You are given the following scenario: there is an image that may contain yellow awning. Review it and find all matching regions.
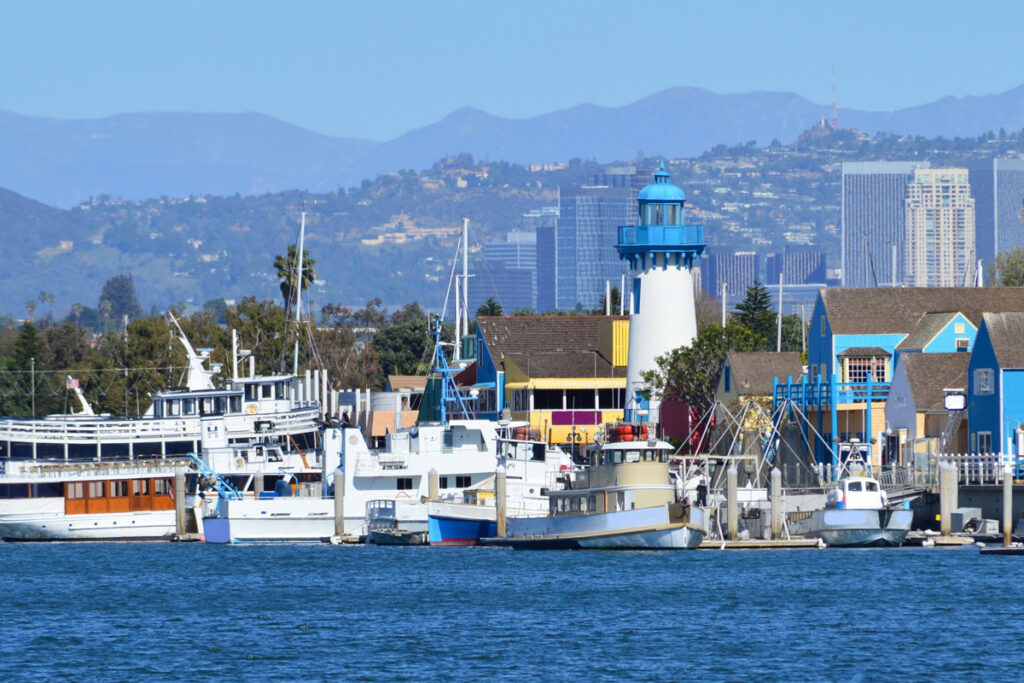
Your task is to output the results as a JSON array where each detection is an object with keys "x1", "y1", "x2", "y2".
[{"x1": 504, "y1": 377, "x2": 626, "y2": 390}]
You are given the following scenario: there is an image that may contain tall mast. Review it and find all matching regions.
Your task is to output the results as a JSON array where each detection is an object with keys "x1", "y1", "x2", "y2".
[
  {"x1": 462, "y1": 217, "x2": 469, "y2": 339},
  {"x1": 293, "y1": 211, "x2": 306, "y2": 376}
]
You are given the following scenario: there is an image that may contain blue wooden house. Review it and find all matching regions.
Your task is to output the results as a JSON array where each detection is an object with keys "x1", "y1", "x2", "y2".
[
  {"x1": 780, "y1": 287, "x2": 1024, "y2": 469},
  {"x1": 967, "y1": 312, "x2": 1024, "y2": 455}
]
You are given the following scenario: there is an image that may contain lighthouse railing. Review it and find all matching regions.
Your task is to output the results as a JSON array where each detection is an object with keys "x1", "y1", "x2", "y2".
[{"x1": 617, "y1": 224, "x2": 704, "y2": 248}]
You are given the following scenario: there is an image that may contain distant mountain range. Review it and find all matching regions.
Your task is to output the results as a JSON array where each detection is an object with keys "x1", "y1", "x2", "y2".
[{"x1": 6, "y1": 85, "x2": 1024, "y2": 206}]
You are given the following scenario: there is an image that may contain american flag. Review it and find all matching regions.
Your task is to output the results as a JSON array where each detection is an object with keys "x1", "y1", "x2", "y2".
[{"x1": 66, "y1": 377, "x2": 79, "y2": 390}]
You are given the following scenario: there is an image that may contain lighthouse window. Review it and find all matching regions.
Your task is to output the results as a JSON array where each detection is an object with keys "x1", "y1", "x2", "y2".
[
  {"x1": 633, "y1": 279, "x2": 641, "y2": 314},
  {"x1": 665, "y1": 204, "x2": 679, "y2": 225},
  {"x1": 650, "y1": 205, "x2": 664, "y2": 225}
]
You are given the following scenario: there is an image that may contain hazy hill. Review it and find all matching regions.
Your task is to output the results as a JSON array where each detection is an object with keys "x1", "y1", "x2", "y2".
[{"x1": 7, "y1": 85, "x2": 1024, "y2": 206}]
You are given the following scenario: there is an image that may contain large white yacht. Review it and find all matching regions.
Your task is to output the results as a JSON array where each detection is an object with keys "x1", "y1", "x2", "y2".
[{"x1": 0, "y1": 318, "x2": 324, "y2": 541}]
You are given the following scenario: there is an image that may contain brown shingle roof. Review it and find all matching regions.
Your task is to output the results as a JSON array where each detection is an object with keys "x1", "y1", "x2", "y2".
[
  {"x1": 895, "y1": 312, "x2": 963, "y2": 351},
  {"x1": 725, "y1": 352, "x2": 803, "y2": 395},
  {"x1": 837, "y1": 346, "x2": 891, "y2": 357},
  {"x1": 477, "y1": 315, "x2": 626, "y2": 368},
  {"x1": 504, "y1": 352, "x2": 625, "y2": 379},
  {"x1": 982, "y1": 312, "x2": 1024, "y2": 368},
  {"x1": 900, "y1": 353, "x2": 969, "y2": 412},
  {"x1": 821, "y1": 288, "x2": 1024, "y2": 335}
]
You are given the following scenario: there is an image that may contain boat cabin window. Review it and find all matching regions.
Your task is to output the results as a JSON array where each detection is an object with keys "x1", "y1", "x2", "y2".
[
  {"x1": 133, "y1": 479, "x2": 150, "y2": 495},
  {"x1": 440, "y1": 476, "x2": 449, "y2": 489},
  {"x1": 230, "y1": 396, "x2": 242, "y2": 413},
  {"x1": 625, "y1": 450, "x2": 641, "y2": 463},
  {"x1": 588, "y1": 495, "x2": 597, "y2": 512},
  {"x1": 455, "y1": 476, "x2": 471, "y2": 488},
  {"x1": 865, "y1": 481, "x2": 878, "y2": 492},
  {"x1": 110, "y1": 481, "x2": 129, "y2": 497},
  {"x1": 275, "y1": 382, "x2": 286, "y2": 399},
  {"x1": 847, "y1": 481, "x2": 863, "y2": 492},
  {"x1": 570, "y1": 497, "x2": 580, "y2": 512},
  {"x1": 262, "y1": 384, "x2": 273, "y2": 399},
  {"x1": 88, "y1": 482, "x2": 104, "y2": 498},
  {"x1": 67, "y1": 483, "x2": 84, "y2": 499},
  {"x1": 397, "y1": 477, "x2": 413, "y2": 490},
  {"x1": 154, "y1": 479, "x2": 171, "y2": 495},
  {"x1": 183, "y1": 399, "x2": 196, "y2": 415},
  {"x1": 0, "y1": 484, "x2": 30, "y2": 499},
  {"x1": 167, "y1": 400, "x2": 181, "y2": 417}
]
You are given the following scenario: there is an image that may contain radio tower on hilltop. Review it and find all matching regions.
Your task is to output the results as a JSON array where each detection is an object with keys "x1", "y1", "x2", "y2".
[{"x1": 830, "y1": 64, "x2": 839, "y2": 130}]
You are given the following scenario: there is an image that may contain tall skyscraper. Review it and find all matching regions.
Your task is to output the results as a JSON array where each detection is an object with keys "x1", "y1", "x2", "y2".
[
  {"x1": 702, "y1": 249, "x2": 758, "y2": 298},
  {"x1": 471, "y1": 231, "x2": 538, "y2": 313},
  {"x1": 554, "y1": 185, "x2": 636, "y2": 310},
  {"x1": 965, "y1": 158, "x2": 1024, "y2": 269},
  {"x1": 842, "y1": 161, "x2": 929, "y2": 287},
  {"x1": 766, "y1": 246, "x2": 827, "y2": 286},
  {"x1": 904, "y1": 168, "x2": 976, "y2": 287}
]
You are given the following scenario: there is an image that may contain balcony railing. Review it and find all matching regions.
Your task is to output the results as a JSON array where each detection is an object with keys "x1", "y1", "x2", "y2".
[
  {"x1": 773, "y1": 377, "x2": 890, "y2": 409},
  {"x1": 616, "y1": 224, "x2": 704, "y2": 251}
]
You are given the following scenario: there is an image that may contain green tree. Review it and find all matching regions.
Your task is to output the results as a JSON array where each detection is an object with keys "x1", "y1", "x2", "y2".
[
  {"x1": 733, "y1": 281, "x2": 775, "y2": 348},
  {"x1": 273, "y1": 246, "x2": 317, "y2": 321},
  {"x1": 476, "y1": 297, "x2": 503, "y2": 318},
  {"x1": 988, "y1": 247, "x2": 1024, "y2": 287},
  {"x1": 225, "y1": 298, "x2": 289, "y2": 377},
  {"x1": 597, "y1": 286, "x2": 622, "y2": 315},
  {"x1": 99, "y1": 274, "x2": 143, "y2": 322},
  {"x1": 373, "y1": 304, "x2": 430, "y2": 377},
  {"x1": 642, "y1": 322, "x2": 762, "y2": 418}
]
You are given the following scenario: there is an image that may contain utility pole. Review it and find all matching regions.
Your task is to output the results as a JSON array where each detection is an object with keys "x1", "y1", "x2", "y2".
[{"x1": 776, "y1": 273, "x2": 784, "y2": 353}]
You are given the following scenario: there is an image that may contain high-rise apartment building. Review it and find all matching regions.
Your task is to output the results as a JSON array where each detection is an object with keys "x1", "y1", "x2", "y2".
[
  {"x1": 551, "y1": 185, "x2": 636, "y2": 310},
  {"x1": 965, "y1": 158, "x2": 1024, "y2": 270},
  {"x1": 842, "y1": 161, "x2": 929, "y2": 287},
  {"x1": 471, "y1": 230, "x2": 538, "y2": 313},
  {"x1": 702, "y1": 249, "x2": 758, "y2": 298},
  {"x1": 766, "y1": 247, "x2": 827, "y2": 286},
  {"x1": 904, "y1": 168, "x2": 976, "y2": 287}
]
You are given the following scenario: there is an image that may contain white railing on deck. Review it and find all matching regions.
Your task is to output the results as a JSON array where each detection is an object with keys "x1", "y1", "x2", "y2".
[{"x1": 938, "y1": 453, "x2": 1017, "y2": 485}]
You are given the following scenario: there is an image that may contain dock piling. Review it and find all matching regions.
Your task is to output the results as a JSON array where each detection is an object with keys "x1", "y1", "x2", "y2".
[
  {"x1": 428, "y1": 468, "x2": 439, "y2": 502},
  {"x1": 1004, "y1": 463, "x2": 1013, "y2": 547},
  {"x1": 770, "y1": 467, "x2": 782, "y2": 539},
  {"x1": 334, "y1": 470, "x2": 345, "y2": 538},
  {"x1": 174, "y1": 471, "x2": 186, "y2": 537},
  {"x1": 939, "y1": 462, "x2": 954, "y2": 537},
  {"x1": 727, "y1": 465, "x2": 738, "y2": 541},
  {"x1": 496, "y1": 462, "x2": 507, "y2": 538}
]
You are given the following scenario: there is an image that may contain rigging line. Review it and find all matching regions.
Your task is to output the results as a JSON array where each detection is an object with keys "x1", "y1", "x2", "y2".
[{"x1": 0, "y1": 365, "x2": 190, "y2": 376}]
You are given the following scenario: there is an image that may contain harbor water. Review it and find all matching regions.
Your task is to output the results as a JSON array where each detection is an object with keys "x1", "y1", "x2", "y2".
[{"x1": 1, "y1": 544, "x2": 1020, "y2": 681}]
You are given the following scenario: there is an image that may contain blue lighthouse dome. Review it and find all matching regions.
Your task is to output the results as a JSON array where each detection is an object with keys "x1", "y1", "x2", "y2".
[{"x1": 637, "y1": 161, "x2": 685, "y2": 202}]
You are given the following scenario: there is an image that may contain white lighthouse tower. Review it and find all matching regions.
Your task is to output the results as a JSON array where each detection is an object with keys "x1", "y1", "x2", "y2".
[{"x1": 617, "y1": 162, "x2": 704, "y2": 426}]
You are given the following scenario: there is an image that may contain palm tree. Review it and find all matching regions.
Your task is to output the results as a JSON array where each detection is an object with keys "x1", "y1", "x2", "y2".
[
  {"x1": 273, "y1": 247, "x2": 317, "y2": 320},
  {"x1": 476, "y1": 297, "x2": 503, "y2": 318}
]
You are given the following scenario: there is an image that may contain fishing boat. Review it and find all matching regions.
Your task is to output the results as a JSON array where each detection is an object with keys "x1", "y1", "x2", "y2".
[
  {"x1": 426, "y1": 426, "x2": 573, "y2": 545},
  {"x1": 788, "y1": 442, "x2": 913, "y2": 547},
  {"x1": 488, "y1": 424, "x2": 706, "y2": 550},
  {"x1": 0, "y1": 318, "x2": 324, "y2": 541}
]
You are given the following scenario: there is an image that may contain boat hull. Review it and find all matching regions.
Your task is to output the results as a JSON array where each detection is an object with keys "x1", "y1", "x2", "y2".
[
  {"x1": 203, "y1": 498, "x2": 335, "y2": 543},
  {"x1": 427, "y1": 501, "x2": 497, "y2": 545},
  {"x1": 494, "y1": 505, "x2": 705, "y2": 550},
  {"x1": 0, "y1": 510, "x2": 175, "y2": 541},
  {"x1": 795, "y1": 508, "x2": 913, "y2": 547}
]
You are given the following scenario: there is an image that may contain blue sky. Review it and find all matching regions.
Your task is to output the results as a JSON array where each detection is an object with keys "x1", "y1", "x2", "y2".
[{"x1": 2, "y1": 0, "x2": 1022, "y2": 141}]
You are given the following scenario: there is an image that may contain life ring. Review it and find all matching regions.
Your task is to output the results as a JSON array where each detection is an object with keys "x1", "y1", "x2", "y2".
[
  {"x1": 236, "y1": 457, "x2": 244, "y2": 468},
  {"x1": 249, "y1": 405, "x2": 256, "y2": 414}
]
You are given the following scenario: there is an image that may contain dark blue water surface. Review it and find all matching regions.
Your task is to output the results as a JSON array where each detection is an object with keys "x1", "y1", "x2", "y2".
[{"x1": 1, "y1": 544, "x2": 1020, "y2": 681}]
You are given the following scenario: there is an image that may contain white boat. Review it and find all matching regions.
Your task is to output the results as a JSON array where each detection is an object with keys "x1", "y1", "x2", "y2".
[
  {"x1": 492, "y1": 425, "x2": 705, "y2": 550},
  {"x1": 426, "y1": 427, "x2": 573, "y2": 545},
  {"x1": 0, "y1": 320, "x2": 325, "y2": 542},
  {"x1": 789, "y1": 475, "x2": 913, "y2": 547},
  {"x1": 788, "y1": 446, "x2": 912, "y2": 547}
]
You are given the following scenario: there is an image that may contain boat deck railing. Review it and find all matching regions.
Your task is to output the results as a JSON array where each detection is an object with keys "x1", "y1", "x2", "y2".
[{"x1": 0, "y1": 406, "x2": 319, "y2": 443}]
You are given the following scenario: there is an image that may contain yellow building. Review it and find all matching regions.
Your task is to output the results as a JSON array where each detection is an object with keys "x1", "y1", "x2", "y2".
[{"x1": 475, "y1": 316, "x2": 629, "y2": 445}]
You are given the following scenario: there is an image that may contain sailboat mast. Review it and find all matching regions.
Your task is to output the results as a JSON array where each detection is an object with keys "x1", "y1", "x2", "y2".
[
  {"x1": 293, "y1": 211, "x2": 306, "y2": 376},
  {"x1": 462, "y1": 217, "x2": 469, "y2": 340}
]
